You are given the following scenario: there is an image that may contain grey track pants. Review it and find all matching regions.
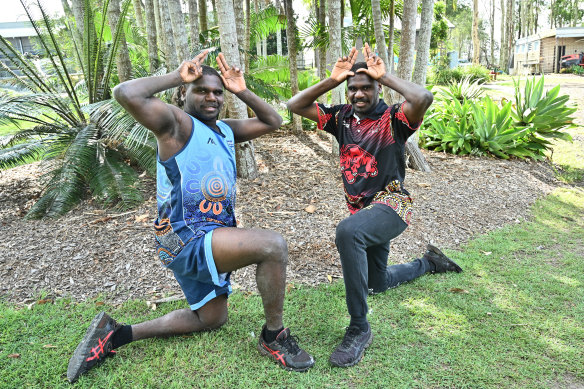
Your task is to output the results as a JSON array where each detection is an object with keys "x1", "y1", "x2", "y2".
[{"x1": 335, "y1": 203, "x2": 430, "y2": 323}]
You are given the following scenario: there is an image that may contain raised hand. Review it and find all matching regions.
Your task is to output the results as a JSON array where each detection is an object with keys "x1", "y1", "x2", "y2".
[
  {"x1": 330, "y1": 47, "x2": 359, "y2": 83},
  {"x1": 216, "y1": 53, "x2": 246, "y2": 94},
  {"x1": 177, "y1": 50, "x2": 209, "y2": 83},
  {"x1": 357, "y1": 43, "x2": 385, "y2": 80}
]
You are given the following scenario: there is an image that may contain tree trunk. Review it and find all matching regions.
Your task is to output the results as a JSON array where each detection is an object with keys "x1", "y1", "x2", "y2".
[
  {"x1": 371, "y1": 0, "x2": 392, "y2": 102},
  {"x1": 255, "y1": 0, "x2": 262, "y2": 56},
  {"x1": 216, "y1": 0, "x2": 258, "y2": 179},
  {"x1": 328, "y1": 0, "x2": 343, "y2": 157},
  {"x1": 244, "y1": 0, "x2": 251, "y2": 72},
  {"x1": 505, "y1": 0, "x2": 514, "y2": 72},
  {"x1": 166, "y1": 0, "x2": 189, "y2": 61},
  {"x1": 490, "y1": 0, "x2": 495, "y2": 66},
  {"x1": 70, "y1": 0, "x2": 85, "y2": 41},
  {"x1": 61, "y1": 0, "x2": 84, "y2": 58},
  {"x1": 275, "y1": 0, "x2": 283, "y2": 57},
  {"x1": 199, "y1": 0, "x2": 208, "y2": 32},
  {"x1": 317, "y1": 0, "x2": 327, "y2": 103},
  {"x1": 399, "y1": 0, "x2": 431, "y2": 172},
  {"x1": 159, "y1": 0, "x2": 179, "y2": 69},
  {"x1": 500, "y1": 0, "x2": 506, "y2": 68},
  {"x1": 108, "y1": 0, "x2": 133, "y2": 82},
  {"x1": 211, "y1": 0, "x2": 218, "y2": 26},
  {"x1": 188, "y1": 0, "x2": 200, "y2": 49},
  {"x1": 132, "y1": 0, "x2": 145, "y2": 30},
  {"x1": 284, "y1": 0, "x2": 302, "y2": 134},
  {"x1": 472, "y1": 0, "x2": 480, "y2": 64},
  {"x1": 153, "y1": 0, "x2": 166, "y2": 67},
  {"x1": 234, "y1": 0, "x2": 246, "y2": 71},
  {"x1": 144, "y1": 0, "x2": 159, "y2": 72},
  {"x1": 412, "y1": 0, "x2": 434, "y2": 86}
]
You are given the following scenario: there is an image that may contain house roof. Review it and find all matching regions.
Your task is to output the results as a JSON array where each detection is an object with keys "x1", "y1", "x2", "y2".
[
  {"x1": 517, "y1": 26, "x2": 584, "y2": 44},
  {"x1": 0, "y1": 22, "x2": 36, "y2": 38}
]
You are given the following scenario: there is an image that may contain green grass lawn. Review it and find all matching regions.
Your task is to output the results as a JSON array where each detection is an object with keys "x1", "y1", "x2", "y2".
[{"x1": 1, "y1": 186, "x2": 582, "y2": 388}]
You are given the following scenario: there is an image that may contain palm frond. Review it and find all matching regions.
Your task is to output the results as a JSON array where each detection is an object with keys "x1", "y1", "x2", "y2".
[
  {"x1": 89, "y1": 146, "x2": 143, "y2": 209},
  {"x1": 121, "y1": 138, "x2": 156, "y2": 177},
  {"x1": 0, "y1": 140, "x2": 45, "y2": 169}
]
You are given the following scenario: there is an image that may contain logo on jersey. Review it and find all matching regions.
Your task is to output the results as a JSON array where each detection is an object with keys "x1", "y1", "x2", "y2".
[
  {"x1": 199, "y1": 172, "x2": 228, "y2": 215},
  {"x1": 339, "y1": 144, "x2": 378, "y2": 184}
]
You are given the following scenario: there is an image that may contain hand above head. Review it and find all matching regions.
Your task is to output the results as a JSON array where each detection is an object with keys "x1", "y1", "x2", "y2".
[
  {"x1": 330, "y1": 47, "x2": 359, "y2": 83},
  {"x1": 177, "y1": 50, "x2": 209, "y2": 83},
  {"x1": 216, "y1": 53, "x2": 246, "y2": 94},
  {"x1": 356, "y1": 43, "x2": 386, "y2": 80}
]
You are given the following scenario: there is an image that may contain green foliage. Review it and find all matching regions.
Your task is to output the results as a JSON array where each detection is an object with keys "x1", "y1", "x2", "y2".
[
  {"x1": 565, "y1": 65, "x2": 584, "y2": 75},
  {"x1": 431, "y1": 63, "x2": 490, "y2": 85},
  {"x1": 463, "y1": 64, "x2": 491, "y2": 84},
  {"x1": 432, "y1": 66, "x2": 464, "y2": 85},
  {"x1": 422, "y1": 75, "x2": 575, "y2": 160},
  {"x1": 430, "y1": 1, "x2": 449, "y2": 51},
  {"x1": 0, "y1": 0, "x2": 152, "y2": 218},
  {"x1": 249, "y1": 55, "x2": 320, "y2": 100},
  {"x1": 439, "y1": 75, "x2": 485, "y2": 102},
  {"x1": 511, "y1": 76, "x2": 576, "y2": 152}
]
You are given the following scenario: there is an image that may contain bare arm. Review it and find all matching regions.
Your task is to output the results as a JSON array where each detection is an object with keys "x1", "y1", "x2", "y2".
[
  {"x1": 216, "y1": 54, "x2": 283, "y2": 142},
  {"x1": 358, "y1": 43, "x2": 433, "y2": 124},
  {"x1": 287, "y1": 47, "x2": 359, "y2": 122},
  {"x1": 113, "y1": 50, "x2": 209, "y2": 138}
]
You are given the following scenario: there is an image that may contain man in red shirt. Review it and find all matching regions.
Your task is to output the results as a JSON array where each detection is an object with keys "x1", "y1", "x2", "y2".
[{"x1": 287, "y1": 44, "x2": 462, "y2": 367}]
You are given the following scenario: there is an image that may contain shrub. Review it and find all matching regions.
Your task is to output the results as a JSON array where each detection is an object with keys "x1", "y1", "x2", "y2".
[
  {"x1": 433, "y1": 67, "x2": 464, "y2": 85},
  {"x1": 463, "y1": 65, "x2": 490, "y2": 84},
  {"x1": 421, "y1": 75, "x2": 575, "y2": 160}
]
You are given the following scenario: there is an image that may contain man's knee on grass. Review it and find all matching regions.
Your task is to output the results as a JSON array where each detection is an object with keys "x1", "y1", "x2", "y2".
[{"x1": 197, "y1": 296, "x2": 229, "y2": 330}]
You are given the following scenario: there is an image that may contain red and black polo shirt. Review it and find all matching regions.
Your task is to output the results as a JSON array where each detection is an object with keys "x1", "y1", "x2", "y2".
[{"x1": 315, "y1": 100, "x2": 420, "y2": 225}]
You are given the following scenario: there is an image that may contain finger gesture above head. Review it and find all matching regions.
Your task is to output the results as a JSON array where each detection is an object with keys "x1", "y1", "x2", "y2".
[
  {"x1": 178, "y1": 49, "x2": 209, "y2": 83},
  {"x1": 356, "y1": 43, "x2": 385, "y2": 80},
  {"x1": 216, "y1": 53, "x2": 246, "y2": 94},
  {"x1": 330, "y1": 47, "x2": 359, "y2": 83}
]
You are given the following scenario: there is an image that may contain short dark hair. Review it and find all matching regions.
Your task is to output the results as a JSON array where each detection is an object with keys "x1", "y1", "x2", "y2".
[
  {"x1": 200, "y1": 65, "x2": 222, "y2": 80},
  {"x1": 350, "y1": 62, "x2": 368, "y2": 73}
]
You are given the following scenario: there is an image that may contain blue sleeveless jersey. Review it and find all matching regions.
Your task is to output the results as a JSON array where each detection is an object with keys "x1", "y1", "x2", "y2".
[{"x1": 154, "y1": 116, "x2": 237, "y2": 264}]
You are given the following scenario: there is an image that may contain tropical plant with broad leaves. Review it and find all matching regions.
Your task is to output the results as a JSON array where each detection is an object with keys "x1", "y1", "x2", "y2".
[
  {"x1": 436, "y1": 75, "x2": 484, "y2": 103},
  {"x1": 511, "y1": 75, "x2": 575, "y2": 156},
  {"x1": 0, "y1": 0, "x2": 155, "y2": 218},
  {"x1": 422, "y1": 78, "x2": 575, "y2": 160}
]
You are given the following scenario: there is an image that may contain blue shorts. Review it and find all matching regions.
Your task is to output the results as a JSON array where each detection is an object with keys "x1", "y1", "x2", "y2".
[{"x1": 157, "y1": 227, "x2": 232, "y2": 311}]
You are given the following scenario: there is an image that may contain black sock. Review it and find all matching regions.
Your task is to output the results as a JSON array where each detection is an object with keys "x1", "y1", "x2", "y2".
[
  {"x1": 263, "y1": 326, "x2": 284, "y2": 343},
  {"x1": 349, "y1": 317, "x2": 369, "y2": 332},
  {"x1": 111, "y1": 325, "x2": 133, "y2": 349}
]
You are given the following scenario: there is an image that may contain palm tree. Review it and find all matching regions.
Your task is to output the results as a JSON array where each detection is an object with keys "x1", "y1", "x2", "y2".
[
  {"x1": 371, "y1": 0, "x2": 391, "y2": 101},
  {"x1": 108, "y1": 0, "x2": 133, "y2": 82},
  {"x1": 187, "y1": 0, "x2": 200, "y2": 50},
  {"x1": 144, "y1": 0, "x2": 159, "y2": 72},
  {"x1": 397, "y1": 0, "x2": 431, "y2": 172},
  {"x1": 412, "y1": 0, "x2": 434, "y2": 86},
  {"x1": 199, "y1": 0, "x2": 208, "y2": 33},
  {"x1": 166, "y1": 0, "x2": 189, "y2": 61},
  {"x1": 284, "y1": 0, "x2": 302, "y2": 133},
  {"x1": 472, "y1": 0, "x2": 480, "y2": 64},
  {"x1": 0, "y1": 0, "x2": 153, "y2": 218},
  {"x1": 216, "y1": 0, "x2": 259, "y2": 179}
]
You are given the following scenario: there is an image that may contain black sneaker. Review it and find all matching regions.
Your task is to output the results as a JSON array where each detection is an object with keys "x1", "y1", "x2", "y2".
[
  {"x1": 67, "y1": 312, "x2": 120, "y2": 383},
  {"x1": 424, "y1": 244, "x2": 463, "y2": 274},
  {"x1": 257, "y1": 326, "x2": 315, "y2": 372},
  {"x1": 329, "y1": 323, "x2": 373, "y2": 367}
]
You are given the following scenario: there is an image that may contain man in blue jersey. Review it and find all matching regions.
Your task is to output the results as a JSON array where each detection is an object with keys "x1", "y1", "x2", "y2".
[{"x1": 67, "y1": 51, "x2": 314, "y2": 383}]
